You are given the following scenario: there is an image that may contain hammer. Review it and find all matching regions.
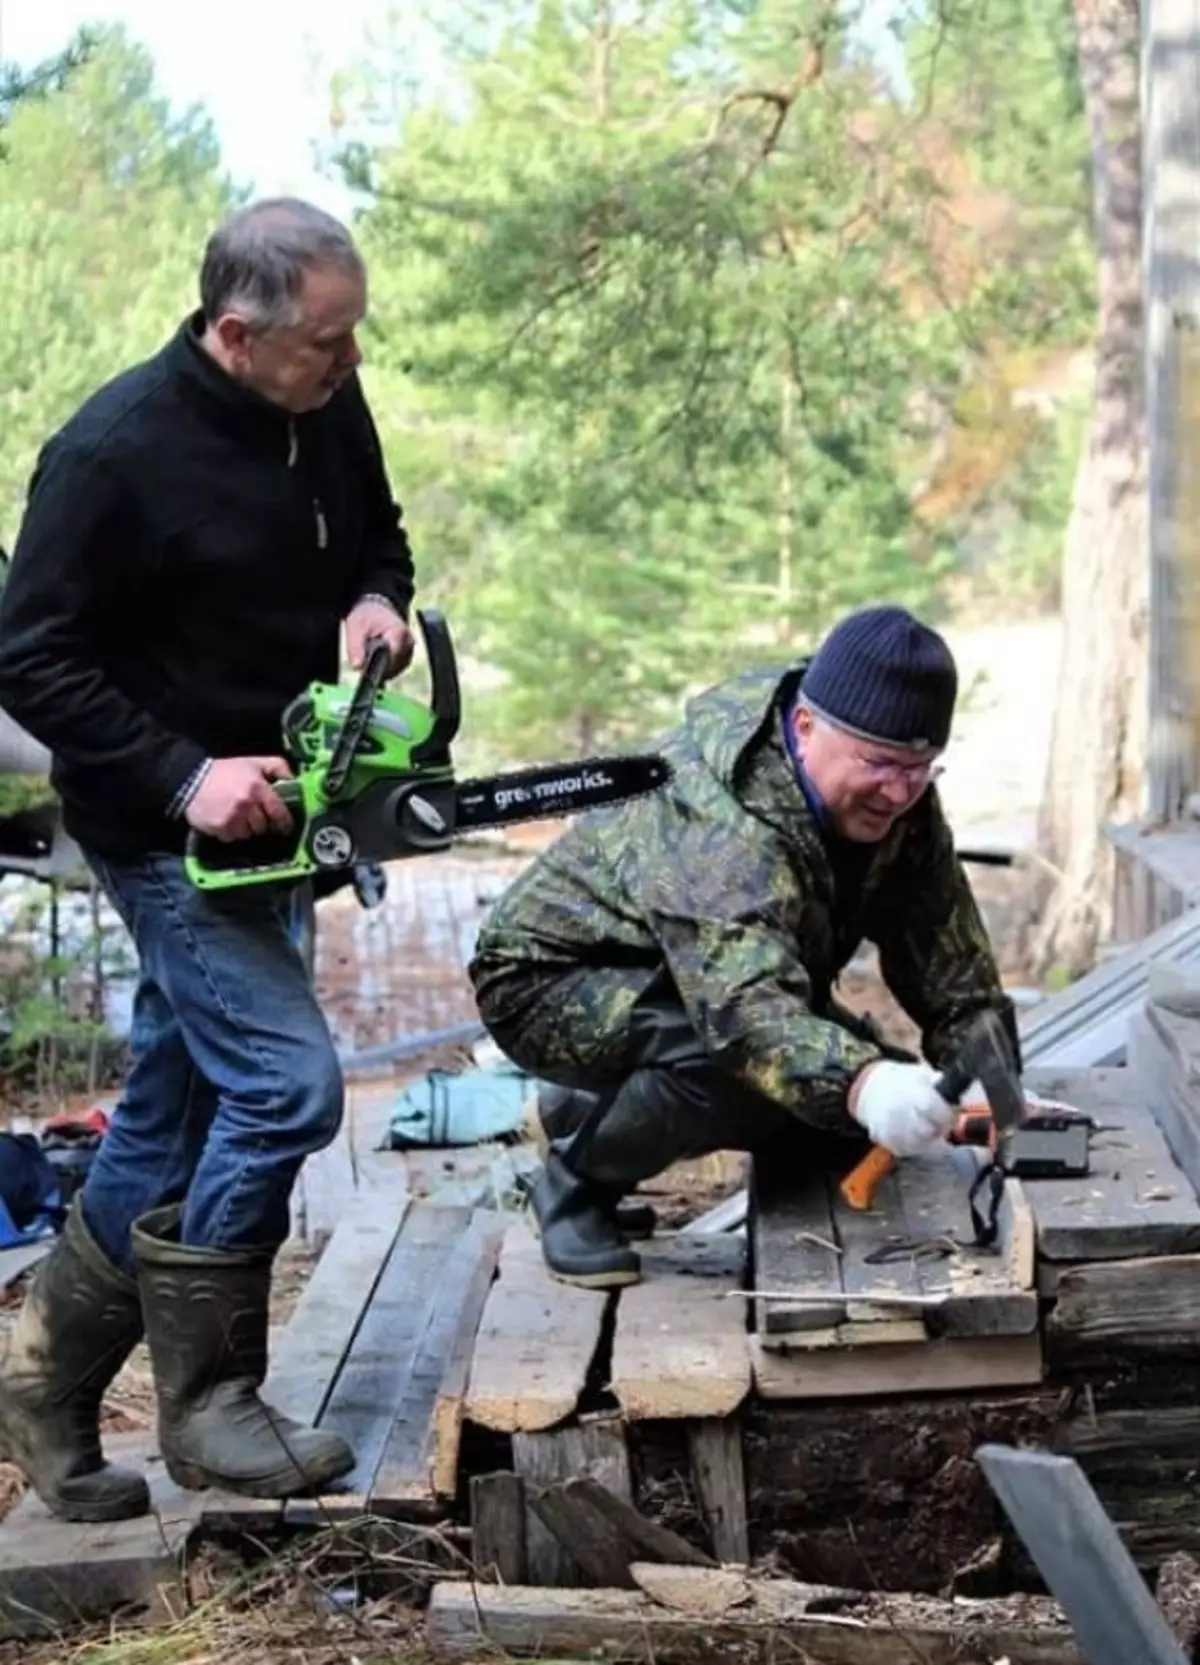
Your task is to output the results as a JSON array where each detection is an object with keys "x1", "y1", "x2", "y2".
[{"x1": 838, "y1": 1008, "x2": 1025, "y2": 1212}]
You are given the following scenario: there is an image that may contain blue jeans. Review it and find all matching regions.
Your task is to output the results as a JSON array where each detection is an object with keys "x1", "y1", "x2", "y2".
[{"x1": 80, "y1": 852, "x2": 343, "y2": 1272}]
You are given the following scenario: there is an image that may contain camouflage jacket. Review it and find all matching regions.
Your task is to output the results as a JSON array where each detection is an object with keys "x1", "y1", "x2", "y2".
[{"x1": 471, "y1": 663, "x2": 1015, "y2": 1124}]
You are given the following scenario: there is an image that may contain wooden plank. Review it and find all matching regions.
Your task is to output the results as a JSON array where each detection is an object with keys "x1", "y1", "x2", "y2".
[
  {"x1": 830, "y1": 1166, "x2": 926, "y2": 1326},
  {"x1": 749, "y1": 1162, "x2": 845, "y2": 1335},
  {"x1": 751, "y1": 1330, "x2": 1043, "y2": 1400},
  {"x1": 1021, "y1": 1066, "x2": 1200, "y2": 1260},
  {"x1": 470, "y1": 1472, "x2": 528, "y2": 1585},
  {"x1": 1046, "y1": 1255, "x2": 1200, "y2": 1366},
  {"x1": 512, "y1": 1415, "x2": 631, "y2": 1587},
  {"x1": 466, "y1": 1223, "x2": 609, "y2": 1433},
  {"x1": 0, "y1": 1442, "x2": 198, "y2": 1641},
  {"x1": 609, "y1": 1234, "x2": 750, "y2": 1421},
  {"x1": 976, "y1": 1444, "x2": 1189, "y2": 1665},
  {"x1": 425, "y1": 1579, "x2": 1083, "y2": 1664},
  {"x1": 890, "y1": 1148, "x2": 1039, "y2": 1338},
  {"x1": 288, "y1": 1202, "x2": 473, "y2": 1523},
  {"x1": 755, "y1": 1145, "x2": 1035, "y2": 1349},
  {"x1": 369, "y1": 1207, "x2": 505, "y2": 1512},
  {"x1": 202, "y1": 1194, "x2": 408, "y2": 1531},
  {"x1": 687, "y1": 1418, "x2": 749, "y2": 1566},
  {"x1": 1131, "y1": 1000, "x2": 1200, "y2": 1198}
]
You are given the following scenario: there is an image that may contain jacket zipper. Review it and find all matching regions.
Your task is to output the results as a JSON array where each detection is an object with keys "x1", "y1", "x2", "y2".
[{"x1": 287, "y1": 419, "x2": 328, "y2": 551}]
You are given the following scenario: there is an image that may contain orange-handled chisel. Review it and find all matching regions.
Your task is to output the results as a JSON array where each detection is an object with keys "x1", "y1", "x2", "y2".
[{"x1": 838, "y1": 1011, "x2": 1014, "y2": 1212}]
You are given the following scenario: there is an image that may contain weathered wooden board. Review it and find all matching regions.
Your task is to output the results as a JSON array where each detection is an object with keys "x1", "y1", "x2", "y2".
[
  {"x1": 1046, "y1": 1254, "x2": 1200, "y2": 1366},
  {"x1": 523, "y1": 1478, "x2": 713, "y2": 1591},
  {"x1": 893, "y1": 1149, "x2": 1038, "y2": 1337},
  {"x1": 465, "y1": 1223, "x2": 609, "y2": 1432},
  {"x1": 1131, "y1": 1000, "x2": 1200, "y2": 1200},
  {"x1": 202, "y1": 1194, "x2": 409, "y2": 1532},
  {"x1": 425, "y1": 1579, "x2": 1083, "y2": 1664},
  {"x1": 512, "y1": 1416, "x2": 632, "y2": 1588},
  {"x1": 751, "y1": 1330, "x2": 1043, "y2": 1400},
  {"x1": 687, "y1": 1418, "x2": 749, "y2": 1566},
  {"x1": 369, "y1": 1207, "x2": 505, "y2": 1511},
  {"x1": 0, "y1": 1441, "x2": 198, "y2": 1641},
  {"x1": 609, "y1": 1234, "x2": 751, "y2": 1420},
  {"x1": 749, "y1": 1162, "x2": 846, "y2": 1336},
  {"x1": 752, "y1": 1142, "x2": 1035, "y2": 1352},
  {"x1": 470, "y1": 1472, "x2": 529, "y2": 1585},
  {"x1": 288, "y1": 1202, "x2": 474, "y2": 1524},
  {"x1": 1022, "y1": 1066, "x2": 1200, "y2": 1260}
]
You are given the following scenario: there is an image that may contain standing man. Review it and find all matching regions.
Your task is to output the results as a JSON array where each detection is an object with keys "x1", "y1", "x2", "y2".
[
  {"x1": 0, "y1": 199, "x2": 414, "y2": 1520},
  {"x1": 470, "y1": 605, "x2": 1019, "y2": 1289}
]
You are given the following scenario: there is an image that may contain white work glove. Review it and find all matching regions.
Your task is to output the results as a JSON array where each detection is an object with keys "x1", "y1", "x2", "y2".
[{"x1": 849, "y1": 1060, "x2": 957, "y2": 1156}]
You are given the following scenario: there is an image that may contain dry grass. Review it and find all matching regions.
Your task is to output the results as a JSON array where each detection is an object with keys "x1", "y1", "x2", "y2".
[{"x1": 0, "y1": 1522, "x2": 480, "y2": 1665}]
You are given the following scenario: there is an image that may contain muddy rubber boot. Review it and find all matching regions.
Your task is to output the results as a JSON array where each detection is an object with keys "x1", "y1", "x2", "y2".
[
  {"x1": 0, "y1": 1202, "x2": 148, "y2": 1522},
  {"x1": 531, "y1": 1146, "x2": 643, "y2": 1289},
  {"x1": 523, "y1": 1086, "x2": 658, "y2": 1238},
  {"x1": 132, "y1": 1204, "x2": 354, "y2": 1497}
]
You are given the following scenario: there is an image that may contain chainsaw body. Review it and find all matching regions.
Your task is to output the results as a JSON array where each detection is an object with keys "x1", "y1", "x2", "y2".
[{"x1": 185, "y1": 608, "x2": 669, "y2": 890}]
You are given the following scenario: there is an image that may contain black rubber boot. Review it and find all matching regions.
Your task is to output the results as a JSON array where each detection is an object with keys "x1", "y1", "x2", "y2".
[
  {"x1": 132, "y1": 1204, "x2": 354, "y2": 1498},
  {"x1": 524, "y1": 1085, "x2": 657, "y2": 1238},
  {"x1": 531, "y1": 1145, "x2": 644, "y2": 1289},
  {"x1": 0, "y1": 1202, "x2": 148, "y2": 1522}
]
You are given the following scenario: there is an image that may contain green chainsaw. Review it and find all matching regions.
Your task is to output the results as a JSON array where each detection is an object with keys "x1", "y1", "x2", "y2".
[{"x1": 184, "y1": 608, "x2": 671, "y2": 890}]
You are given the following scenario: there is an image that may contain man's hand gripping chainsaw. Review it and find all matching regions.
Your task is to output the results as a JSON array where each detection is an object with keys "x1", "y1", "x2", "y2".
[{"x1": 184, "y1": 608, "x2": 673, "y2": 890}]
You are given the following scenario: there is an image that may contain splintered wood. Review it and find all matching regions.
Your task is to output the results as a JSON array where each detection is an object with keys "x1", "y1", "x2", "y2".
[
  {"x1": 609, "y1": 1234, "x2": 751, "y2": 1420},
  {"x1": 465, "y1": 1224, "x2": 609, "y2": 1432}
]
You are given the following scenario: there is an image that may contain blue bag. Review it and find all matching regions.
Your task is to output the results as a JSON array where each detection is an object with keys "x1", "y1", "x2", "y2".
[{"x1": 0, "y1": 1132, "x2": 63, "y2": 1247}]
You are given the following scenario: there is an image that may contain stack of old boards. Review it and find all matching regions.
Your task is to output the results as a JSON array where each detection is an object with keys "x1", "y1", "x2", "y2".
[
  {"x1": 6, "y1": 1038, "x2": 1200, "y2": 1662},
  {"x1": 431, "y1": 1052, "x2": 1200, "y2": 1664}
]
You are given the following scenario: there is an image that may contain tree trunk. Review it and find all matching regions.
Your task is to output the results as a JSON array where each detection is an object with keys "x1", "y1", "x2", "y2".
[{"x1": 1028, "y1": 0, "x2": 1146, "y2": 979}]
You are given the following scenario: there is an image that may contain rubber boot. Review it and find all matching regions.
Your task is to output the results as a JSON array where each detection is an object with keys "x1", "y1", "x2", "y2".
[
  {"x1": 531, "y1": 1145, "x2": 643, "y2": 1289},
  {"x1": 132, "y1": 1204, "x2": 354, "y2": 1497},
  {"x1": 0, "y1": 1202, "x2": 148, "y2": 1522},
  {"x1": 523, "y1": 1085, "x2": 658, "y2": 1238}
]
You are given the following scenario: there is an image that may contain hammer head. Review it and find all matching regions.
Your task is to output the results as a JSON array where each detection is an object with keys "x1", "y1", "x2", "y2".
[{"x1": 943, "y1": 1009, "x2": 1025, "y2": 1132}]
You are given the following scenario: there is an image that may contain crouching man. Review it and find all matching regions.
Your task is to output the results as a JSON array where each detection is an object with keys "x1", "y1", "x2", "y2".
[{"x1": 469, "y1": 604, "x2": 1019, "y2": 1288}]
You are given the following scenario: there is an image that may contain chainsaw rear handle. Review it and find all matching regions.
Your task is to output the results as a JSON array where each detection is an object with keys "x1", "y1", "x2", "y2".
[{"x1": 838, "y1": 1054, "x2": 989, "y2": 1212}]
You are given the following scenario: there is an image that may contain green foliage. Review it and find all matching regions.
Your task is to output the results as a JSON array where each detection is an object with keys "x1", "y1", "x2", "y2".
[
  {"x1": 341, "y1": 1, "x2": 980, "y2": 751},
  {"x1": 0, "y1": 26, "x2": 233, "y2": 547},
  {"x1": 324, "y1": 0, "x2": 1096, "y2": 753}
]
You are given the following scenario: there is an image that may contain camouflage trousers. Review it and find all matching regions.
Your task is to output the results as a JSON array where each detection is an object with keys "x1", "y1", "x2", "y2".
[
  {"x1": 469, "y1": 955, "x2": 662, "y2": 1091},
  {"x1": 469, "y1": 955, "x2": 875, "y2": 1168}
]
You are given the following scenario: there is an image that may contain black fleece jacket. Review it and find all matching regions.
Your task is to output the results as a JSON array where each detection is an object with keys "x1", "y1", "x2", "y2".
[{"x1": 0, "y1": 313, "x2": 415, "y2": 858}]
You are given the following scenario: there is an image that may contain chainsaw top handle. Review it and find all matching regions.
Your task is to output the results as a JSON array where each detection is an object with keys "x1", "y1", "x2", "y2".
[{"x1": 410, "y1": 606, "x2": 461, "y2": 765}]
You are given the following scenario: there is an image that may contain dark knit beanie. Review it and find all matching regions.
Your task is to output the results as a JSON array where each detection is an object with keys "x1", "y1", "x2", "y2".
[{"x1": 800, "y1": 605, "x2": 957, "y2": 750}]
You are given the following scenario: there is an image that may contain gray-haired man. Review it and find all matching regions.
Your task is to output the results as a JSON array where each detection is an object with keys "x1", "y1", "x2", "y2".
[{"x1": 0, "y1": 199, "x2": 413, "y2": 1520}]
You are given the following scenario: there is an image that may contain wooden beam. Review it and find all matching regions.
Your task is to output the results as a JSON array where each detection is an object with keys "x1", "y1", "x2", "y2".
[
  {"x1": 424, "y1": 1577, "x2": 1081, "y2": 1663},
  {"x1": 470, "y1": 1473, "x2": 528, "y2": 1585},
  {"x1": 687, "y1": 1418, "x2": 750, "y2": 1566}
]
